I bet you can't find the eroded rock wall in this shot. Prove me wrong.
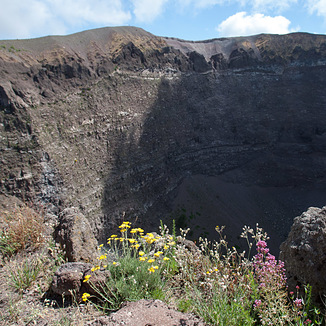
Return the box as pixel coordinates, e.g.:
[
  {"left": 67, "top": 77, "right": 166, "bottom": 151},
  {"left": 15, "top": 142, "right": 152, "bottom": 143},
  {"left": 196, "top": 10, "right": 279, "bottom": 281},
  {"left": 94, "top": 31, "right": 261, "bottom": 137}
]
[{"left": 1, "top": 27, "right": 326, "bottom": 251}]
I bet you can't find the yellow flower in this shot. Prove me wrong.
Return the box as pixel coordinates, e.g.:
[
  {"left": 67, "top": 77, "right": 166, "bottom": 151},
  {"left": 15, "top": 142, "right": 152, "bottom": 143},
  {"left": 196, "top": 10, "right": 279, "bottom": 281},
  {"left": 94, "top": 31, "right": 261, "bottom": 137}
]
[
  {"left": 111, "top": 235, "right": 118, "bottom": 238},
  {"left": 112, "top": 262, "right": 117, "bottom": 265},
  {"left": 119, "top": 222, "right": 131, "bottom": 229},
  {"left": 128, "top": 239, "right": 137, "bottom": 244},
  {"left": 130, "top": 229, "right": 137, "bottom": 234},
  {"left": 154, "top": 251, "right": 163, "bottom": 257},
  {"left": 131, "top": 244, "right": 140, "bottom": 249},
  {"left": 82, "top": 293, "right": 91, "bottom": 302},
  {"left": 139, "top": 257, "right": 147, "bottom": 261},
  {"left": 83, "top": 275, "right": 91, "bottom": 282},
  {"left": 163, "top": 245, "right": 169, "bottom": 250},
  {"left": 103, "top": 265, "right": 107, "bottom": 268},
  {"left": 168, "top": 241, "right": 176, "bottom": 246},
  {"left": 145, "top": 235, "right": 155, "bottom": 244},
  {"left": 147, "top": 258, "right": 155, "bottom": 263},
  {"left": 154, "top": 265, "right": 159, "bottom": 270},
  {"left": 148, "top": 266, "right": 155, "bottom": 273},
  {"left": 91, "top": 266, "right": 100, "bottom": 272},
  {"left": 139, "top": 251, "right": 145, "bottom": 256},
  {"left": 163, "top": 257, "right": 170, "bottom": 261}
]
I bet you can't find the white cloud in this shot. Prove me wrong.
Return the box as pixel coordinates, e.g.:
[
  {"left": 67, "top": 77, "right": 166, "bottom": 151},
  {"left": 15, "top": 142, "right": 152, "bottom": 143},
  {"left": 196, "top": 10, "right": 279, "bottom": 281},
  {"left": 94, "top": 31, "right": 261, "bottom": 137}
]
[
  {"left": 131, "top": 0, "right": 169, "bottom": 23},
  {"left": 216, "top": 12, "right": 295, "bottom": 37},
  {"left": 250, "top": 0, "right": 298, "bottom": 12},
  {"left": 50, "top": 0, "right": 131, "bottom": 26},
  {"left": 0, "top": 0, "right": 61, "bottom": 39},
  {"left": 307, "top": 0, "right": 326, "bottom": 17},
  {"left": 176, "top": 0, "right": 229, "bottom": 10},
  {"left": 176, "top": 0, "right": 298, "bottom": 13},
  {"left": 194, "top": 0, "right": 225, "bottom": 8},
  {"left": 0, "top": 0, "right": 131, "bottom": 39}
]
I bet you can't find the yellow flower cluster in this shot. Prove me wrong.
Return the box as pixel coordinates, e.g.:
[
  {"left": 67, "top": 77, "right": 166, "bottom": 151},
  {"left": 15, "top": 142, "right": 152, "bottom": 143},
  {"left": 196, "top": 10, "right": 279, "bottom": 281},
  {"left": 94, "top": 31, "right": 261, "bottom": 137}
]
[
  {"left": 136, "top": 238, "right": 173, "bottom": 273},
  {"left": 141, "top": 232, "right": 161, "bottom": 244},
  {"left": 206, "top": 268, "right": 219, "bottom": 275},
  {"left": 148, "top": 265, "right": 159, "bottom": 273},
  {"left": 119, "top": 221, "right": 131, "bottom": 232},
  {"left": 82, "top": 292, "right": 90, "bottom": 302},
  {"left": 94, "top": 221, "right": 175, "bottom": 274},
  {"left": 91, "top": 265, "right": 100, "bottom": 272},
  {"left": 83, "top": 274, "right": 91, "bottom": 282}
]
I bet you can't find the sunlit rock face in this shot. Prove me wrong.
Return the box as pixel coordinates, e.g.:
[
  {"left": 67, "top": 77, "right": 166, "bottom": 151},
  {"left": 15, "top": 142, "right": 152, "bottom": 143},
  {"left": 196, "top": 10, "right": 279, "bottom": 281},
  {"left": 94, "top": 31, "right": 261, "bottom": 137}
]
[{"left": 1, "top": 27, "right": 326, "bottom": 253}]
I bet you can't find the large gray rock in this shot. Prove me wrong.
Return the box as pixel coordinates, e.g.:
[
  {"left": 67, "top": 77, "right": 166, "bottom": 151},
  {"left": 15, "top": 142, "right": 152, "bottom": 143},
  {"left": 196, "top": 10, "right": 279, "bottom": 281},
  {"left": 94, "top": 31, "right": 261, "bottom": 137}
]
[
  {"left": 55, "top": 207, "right": 98, "bottom": 262},
  {"left": 52, "top": 262, "right": 110, "bottom": 297},
  {"left": 280, "top": 206, "right": 326, "bottom": 299}
]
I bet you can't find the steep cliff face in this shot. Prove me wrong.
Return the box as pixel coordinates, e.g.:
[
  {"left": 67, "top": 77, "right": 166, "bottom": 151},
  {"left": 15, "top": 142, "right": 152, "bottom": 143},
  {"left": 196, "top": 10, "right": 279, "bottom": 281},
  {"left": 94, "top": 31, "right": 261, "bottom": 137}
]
[{"left": 1, "top": 27, "right": 326, "bottom": 252}]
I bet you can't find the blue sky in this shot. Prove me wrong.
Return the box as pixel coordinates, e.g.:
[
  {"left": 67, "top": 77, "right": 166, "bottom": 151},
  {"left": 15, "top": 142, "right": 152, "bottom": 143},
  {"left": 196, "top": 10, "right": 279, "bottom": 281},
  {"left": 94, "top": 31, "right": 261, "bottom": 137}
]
[{"left": 0, "top": 0, "right": 326, "bottom": 41}]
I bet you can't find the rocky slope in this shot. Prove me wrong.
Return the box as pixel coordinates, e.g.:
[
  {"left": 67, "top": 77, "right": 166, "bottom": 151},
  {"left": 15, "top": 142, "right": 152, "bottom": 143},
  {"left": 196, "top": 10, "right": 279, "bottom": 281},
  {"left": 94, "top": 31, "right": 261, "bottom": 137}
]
[{"left": 1, "top": 27, "right": 326, "bottom": 253}]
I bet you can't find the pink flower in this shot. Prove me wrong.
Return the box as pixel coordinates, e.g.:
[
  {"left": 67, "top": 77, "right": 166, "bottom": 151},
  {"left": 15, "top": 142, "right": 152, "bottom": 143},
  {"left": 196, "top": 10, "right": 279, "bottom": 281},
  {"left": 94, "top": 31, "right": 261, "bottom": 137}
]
[
  {"left": 254, "top": 299, "right": 262, "bottom": 309},
  {"left": 293, "top": 298, "right": 303, "bottom": 309}
]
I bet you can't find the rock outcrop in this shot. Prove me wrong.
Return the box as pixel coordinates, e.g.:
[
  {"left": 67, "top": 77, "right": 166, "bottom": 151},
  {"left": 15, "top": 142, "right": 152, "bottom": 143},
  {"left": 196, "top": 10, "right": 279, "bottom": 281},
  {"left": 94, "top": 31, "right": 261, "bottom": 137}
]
[
  {"left": 280, "top": 206, "right": 326, "bottom": 300},
  {"left": 54, "top": 207, "right": 98, "bottom": 262},
  {"left": 51, "top": 262, "right": 92, "bottom": 297},
  {"left": 52, "top": 262, "right": 110, "bottom": 297},
  {"left": 1, "top": 27, "right": 326, "bottom": 253}
]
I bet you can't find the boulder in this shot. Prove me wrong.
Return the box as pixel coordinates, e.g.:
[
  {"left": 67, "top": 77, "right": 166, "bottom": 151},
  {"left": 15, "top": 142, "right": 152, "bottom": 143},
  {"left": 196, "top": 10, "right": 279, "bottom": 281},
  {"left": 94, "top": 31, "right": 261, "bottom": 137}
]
[
  {"left": 52, "top": 262, "right": 110, "bottom": 297},
  {"left": 280, "top": 206, "right": 326, "bottom": 299},
  {"left": 55, "top": 207, "right": 98, "bottom": 262},
  {"left": 52, "top": 262, "right": 92, "bottom": 296}
]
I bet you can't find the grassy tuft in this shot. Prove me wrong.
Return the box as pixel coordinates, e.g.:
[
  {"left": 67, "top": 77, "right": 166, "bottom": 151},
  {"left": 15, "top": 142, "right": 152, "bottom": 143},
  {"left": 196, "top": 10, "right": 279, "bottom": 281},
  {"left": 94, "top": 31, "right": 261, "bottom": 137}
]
[{"left": 9, "top": 258, "right": 42, "bottom": 292}]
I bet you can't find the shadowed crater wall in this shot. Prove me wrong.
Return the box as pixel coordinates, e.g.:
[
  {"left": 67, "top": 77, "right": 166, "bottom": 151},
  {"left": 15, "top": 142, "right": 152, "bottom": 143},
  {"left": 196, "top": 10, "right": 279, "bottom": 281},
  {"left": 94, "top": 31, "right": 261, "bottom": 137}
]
[{"left": 102, "top": 64, "right": 326, "bottom": 253}]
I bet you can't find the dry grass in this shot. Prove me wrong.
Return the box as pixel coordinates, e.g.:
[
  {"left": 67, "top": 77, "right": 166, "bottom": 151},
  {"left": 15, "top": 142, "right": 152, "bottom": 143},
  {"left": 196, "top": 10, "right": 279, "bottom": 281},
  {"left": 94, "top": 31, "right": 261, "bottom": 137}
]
[{"left": 0, "top": 204, "right": 45, "bottom": 257}]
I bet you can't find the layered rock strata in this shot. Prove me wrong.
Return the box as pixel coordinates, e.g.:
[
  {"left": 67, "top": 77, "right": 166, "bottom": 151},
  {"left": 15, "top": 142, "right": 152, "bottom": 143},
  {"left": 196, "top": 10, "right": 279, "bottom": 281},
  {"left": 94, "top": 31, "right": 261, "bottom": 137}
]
[{"left": 1, "top": 27, "right": 326, "bottom": 253}]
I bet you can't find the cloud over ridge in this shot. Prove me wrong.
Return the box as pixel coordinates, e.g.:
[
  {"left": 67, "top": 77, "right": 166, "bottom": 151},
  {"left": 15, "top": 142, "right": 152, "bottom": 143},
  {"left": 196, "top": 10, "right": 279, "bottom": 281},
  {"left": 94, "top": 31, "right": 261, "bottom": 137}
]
[{"left": 216, "top": 11, "right": 295, "bottom": 37}]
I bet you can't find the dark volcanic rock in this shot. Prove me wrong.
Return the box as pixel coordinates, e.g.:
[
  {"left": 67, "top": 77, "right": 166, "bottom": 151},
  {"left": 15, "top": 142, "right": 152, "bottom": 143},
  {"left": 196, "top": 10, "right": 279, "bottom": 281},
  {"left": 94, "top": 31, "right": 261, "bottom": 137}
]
[
  {"left": 1, "top": 27, "right": 326, "bottom": 254},
  {"left": 280, "top": 206, "right": 326, "bottom": 300},
  {"left": 52, "top": 262, "right": 111, "bottom": 298},
  {"left": 55, "top": 207, "right": 98, "bottom": 262},
  {"left": 51, "top": 262, "right": 92, "bottom": 296}
]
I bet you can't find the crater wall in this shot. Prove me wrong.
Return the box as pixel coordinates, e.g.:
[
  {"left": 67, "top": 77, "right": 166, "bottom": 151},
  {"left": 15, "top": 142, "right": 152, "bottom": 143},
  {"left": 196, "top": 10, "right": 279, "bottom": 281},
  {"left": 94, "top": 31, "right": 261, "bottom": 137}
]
[{"left": 1, "top": 27, "right": 326, "bottom": 253}]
